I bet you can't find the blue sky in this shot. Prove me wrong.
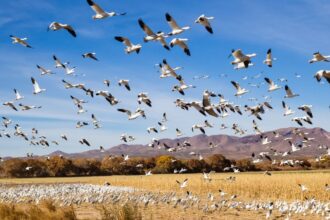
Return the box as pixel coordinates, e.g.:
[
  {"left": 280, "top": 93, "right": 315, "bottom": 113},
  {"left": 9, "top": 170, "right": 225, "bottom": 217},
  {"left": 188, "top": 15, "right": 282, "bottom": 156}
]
[{"left": 0, "top": 0, "right": 329, "bottom": 157}]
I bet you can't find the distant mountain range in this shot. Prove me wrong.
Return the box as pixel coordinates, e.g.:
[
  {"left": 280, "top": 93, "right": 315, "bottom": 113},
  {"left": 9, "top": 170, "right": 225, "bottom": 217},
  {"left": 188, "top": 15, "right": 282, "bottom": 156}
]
[{"left": 47, "top": 127, "right": 330, "bottom": 160}]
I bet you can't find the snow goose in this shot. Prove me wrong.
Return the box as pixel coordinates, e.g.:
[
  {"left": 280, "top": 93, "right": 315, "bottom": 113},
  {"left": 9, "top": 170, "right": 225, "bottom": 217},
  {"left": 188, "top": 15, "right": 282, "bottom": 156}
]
[
  {"left": 192, "top": 124, "right": 206, "bottom": 134},
  {"left": 138, "top": 19, "right": 170, "bottom": 50},
  {"left": 282, "top": 101, "right": 294, "bottom": 116},
  {"left": 103, "top": 80, "right": 110, "bottom": 87},
  {"left": 53, "top": 55, "right": 66, "bottom": 68},
  {"left": 61, "top": 134, "right": 68, "bottom": 141},
  {"left": 70, "top": 95, "right": 87, "bottom": 106},
  {"left": 263, "top": 49, "right": 275, "bottom": 67},
  {"left": 261, "top": 135, "right": 271, "bottom": 145},
  {"left": 147, "top": 127, "right": 158, "bottom": 134},
  {"left": 202, "top": 90, "right": 218, "bottom": 117},
  {"left": 86, "top": 0, "right": 126, "bottom": 20},
  {"left": 3, "top": 102, "right": 18, "bottom": 111},
  {"left": 176, "top": 128, "right": 183, "bottom": 136},
  {"left": 284, "top": 85, "right": 299, "bottom": 98},
  {"left": 2, "top": 117, "right": 12, "bottom": 128},
  {"left": 91, "top": 114, "right": 101, "bottom": 129},
  {"left": 264, "top": 77, "right": 281, "bottom": 92},
  {"left": 195, "top": 14, "right": 214, "bottom": 34},
  {"left": 165, "top": 13, "right": 190, "bottom": 36},
  {"left": 161, "top": 59, "right": 182, "bottom": 80},
  {"left": 122, "top": 154, "right": 130, "bottom": 160},
  {"left": 298, "top": 184, "right": 308, "bottom": 192},
  {"left": 169, "top": 38, "right": 191, "bottom": 56},
  {"left": 118, "top": 79, "right": 131, "bottom": 91},
  {"left": 189, "top": 101, "right": 206, "bottom": 116},
  {"left": 76, "top": 121, "right": 89, "bottom": 128},
  {"left": 137, "top": 93, "right": 152, "bottom": 107},
  {"left": 18, "top": 104, "right": 41, "bottom": 111},
  {"left": 96, "top": 91, "right": 119, "bottom": 105},
  {"left": 31, "top": 77, "right": 46, "bottom": 94},
  {"left": 298, "top": 105, "right": 313, "bottom": 118},
  {"left": 291, "top": 116, "right": 312, "bottom": 126},
  {"left": 82, "top": 52, "right": 98, "bottom": 61},
  {"left": 203, "top": 171, "right": 213, "bottom": 181},
  {"left": 9, "top": 35, "right": 32, "bottom": 48},
  {"left": 314, "top": 70, "right": 330, "bottom": 84},
  {"left": 172, "top": 79, "right": 195, "bottom": 95},
  {"left": 204, "top": 120, "right": 213, "bottom": 128},
  {"left": 64, "top": 65, "right": 76, "bottom": 75},
  {"left": 48, "top": 22, "right": 77, "bottom": 37},
  {"left": 230, "top": 49, "right": 256, "bottom": 69},
  {"left": 117, "top": 108, "right": 146, "bottom": 120},
  {"left": 114, "top": 36, "right": 142, "bottom": 54},
  {"left": 120, "top": 134, "right": 135, "bottom": 142},
  {"left": 231, "top": 81, "right": 249, "bottom": 96},
  {"left": 36, "top": 65, "right": 53, "bottom": 75},
  {"left": 145, "top": 170, "right": 152, "bottom": 176},
  {"left": 161, "top": 112, "right": 168, "bottom": 122},
  {"left": 79, "top": 138, "right": 90, "bottom": 146},
  {"left": 252, "top": 120, "right": 262, "bottom": 135},
  {"left": 308, "top": 52, "right": 330, "bottom": 63},
  {"left": 176, "top": 178, "right": 188, "bottom": 188},
  {"left": 158, "top": 122, "right": 167, "bottom": 132},
  {"left": 14, "top": 89, "right": 24, "bottom": 100}
]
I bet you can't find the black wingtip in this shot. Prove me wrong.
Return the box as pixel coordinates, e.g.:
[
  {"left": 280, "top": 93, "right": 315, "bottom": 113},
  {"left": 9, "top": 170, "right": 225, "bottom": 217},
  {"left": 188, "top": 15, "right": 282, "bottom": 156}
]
[
  {"left": 86, "top": 0, "right": 94, "bottom": 6},
  {"left": 206, "top": 26, "right": 213, "bottom": 34},
  {"left": 184, "top": 48, "right": 191, "bottom": 56},
  {"left": 165, "top": 13, "right": 171, "bottom": 21},
  {"left": 138, "top": 19, "right": 144, "bottom": 28},
  {"left": 68, "top": 29, "right": 77, "bottom": 37},
  {"left": 114, "top": 36, "right": 124, "bottom": 42}
]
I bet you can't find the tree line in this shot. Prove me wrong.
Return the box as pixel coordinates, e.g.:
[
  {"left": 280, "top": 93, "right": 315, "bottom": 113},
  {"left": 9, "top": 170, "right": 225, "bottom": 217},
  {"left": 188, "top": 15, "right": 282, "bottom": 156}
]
[{"left": 0, "top": 154, "right": 328, "bottom": 178}]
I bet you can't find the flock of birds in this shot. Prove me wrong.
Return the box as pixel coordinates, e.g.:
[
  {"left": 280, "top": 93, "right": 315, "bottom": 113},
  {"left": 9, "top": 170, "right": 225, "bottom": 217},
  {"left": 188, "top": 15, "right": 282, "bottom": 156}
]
[
  {"left": 1, "top": 1, "right": 330, "bottom": 219},
  {"left": 0, "top": 183, "right": 329, "bottom": 219},
  {"left": 2, "top": 0, "right": 330, "bottom": 170}
]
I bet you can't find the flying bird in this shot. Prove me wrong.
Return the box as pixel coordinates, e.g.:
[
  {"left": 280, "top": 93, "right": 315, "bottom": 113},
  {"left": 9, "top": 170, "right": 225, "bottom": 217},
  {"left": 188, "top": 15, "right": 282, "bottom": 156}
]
[
  {"left": 36, "top": 65, "right": 54, "bottom": 75},
  {"left": 195, "top": 14, "right": 214, "bottom": 34},
  {"left": 48, "top": 22, "right": 77, "bottom": 37},
  {"left": 31, "top": 77, "right": 46, "bottom": 94},
  {"left": 298, "top": 105, "right": 313, "bottom": 118},
  {"left": 176, "top": 178, "right": 188, "bottom": 188},
  {"left": 264, "top": 77, "right": 281, "bottom": 92},
  {"left": 114, "top": 36, "right": 142, "bottom": 54},
  {"left": 9, "top": 35, "right": 32, "bottom": 48},
  {"left": 263, "top": 49, "right": 275, "bottom": 67},
  {"left": 117, "top": 108, "right": 146, "bottom": 120},
  {"left": 118, "top": 79, "right": 131, "bottom": 91},
  {"left": 314, "top": 70, "right": 330, "bottom": 84},
  {"left": 309, "top": 52, "right": 330, "bottom": 63},
  {"left": 165, "top": 13, "right": 190, "bottom": 36},
  {"left": 282, "top": 101, "right": 295, "bottom": 116},
  {"left": 138, "top": 19, "right": 170, "bottom": 50},
  {"left": 231, "top": 81, "right": 249, "bottom": 96},
  {"left": 82, "top": 52, "right": 98, "bottom": 61},
  {"left": 230, "top": 49, "right": 256, "bottom": 69},
  {"left": 169, "top": 38, "right": 191, "bottom": 56},
  {"left": 86, "top": 0, "right": 126, "bottom": 20},
  {"left": 14, "top": 89, "right": 24, "bottom": 100},
  {"left": 284, "top": 85, "right": 299, "bottom": 98}
]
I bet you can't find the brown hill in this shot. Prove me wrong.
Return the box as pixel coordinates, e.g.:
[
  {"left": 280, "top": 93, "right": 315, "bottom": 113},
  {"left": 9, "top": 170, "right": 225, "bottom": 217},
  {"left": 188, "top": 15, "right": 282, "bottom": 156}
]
[{"left": 49, "top": 127, "right": 330, "bottom": 160}]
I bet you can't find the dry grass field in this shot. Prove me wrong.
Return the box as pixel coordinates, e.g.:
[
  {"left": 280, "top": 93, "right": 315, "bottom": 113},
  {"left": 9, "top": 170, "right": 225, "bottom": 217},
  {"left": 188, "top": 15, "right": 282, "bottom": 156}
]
[
  {"left": 0, "top": 170, "right": 329, "bottom": 201},
  {"left": 0, "top": 170, "right": 329, "bottom": 219}
]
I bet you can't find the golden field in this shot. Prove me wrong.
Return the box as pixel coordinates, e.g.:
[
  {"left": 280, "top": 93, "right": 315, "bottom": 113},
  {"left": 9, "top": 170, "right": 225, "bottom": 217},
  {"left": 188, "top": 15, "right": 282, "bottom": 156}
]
[
  {"left": 0, "top": 170, "right": 329, "bottom": 219},
  {"left": 0, "top": 170, "right": 329, "bottom": 201}
]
